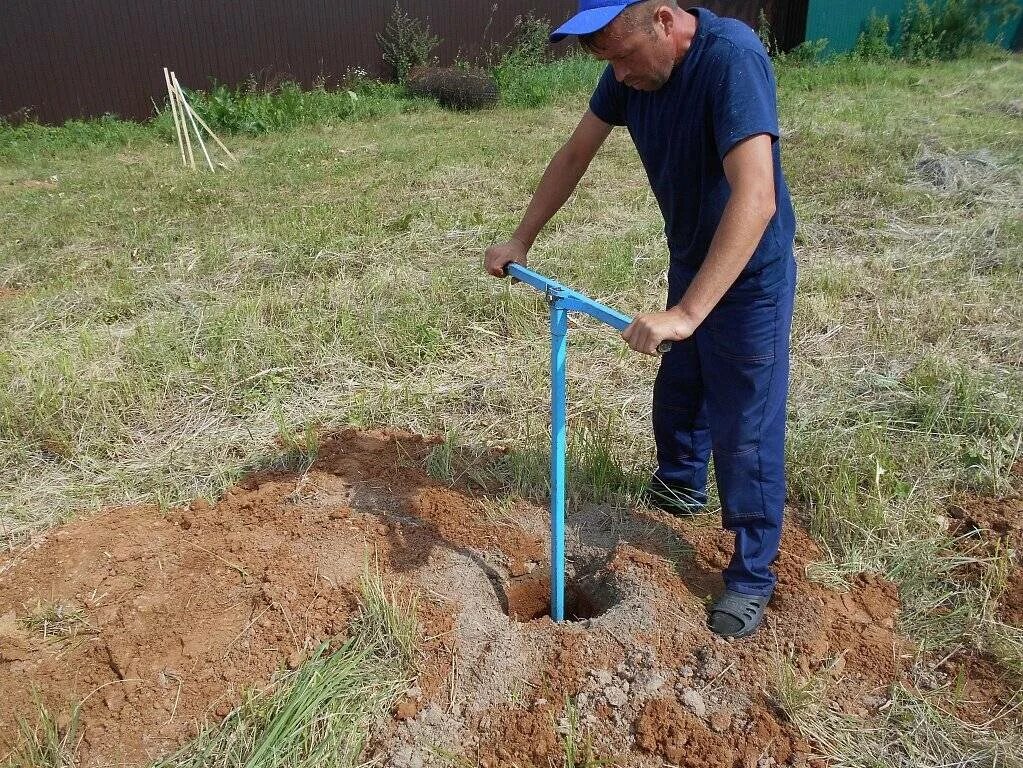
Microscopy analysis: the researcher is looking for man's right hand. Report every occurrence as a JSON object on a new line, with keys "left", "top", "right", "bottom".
{"left": 484, "top": 238, "right": 529, "bottom": 277}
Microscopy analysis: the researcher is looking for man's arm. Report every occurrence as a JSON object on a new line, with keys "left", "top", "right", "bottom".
{"left": 621, "top": 134, "right": 777, "bottom": 354}
{"left": 485, "top": 110, "right": 614, "bottom": 277}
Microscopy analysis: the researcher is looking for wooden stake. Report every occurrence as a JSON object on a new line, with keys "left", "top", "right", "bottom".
{"left": 179, "top": 99, "right": 236, "bottom": 163}
{"left": 163, "top": 67, "right": 187, "bottom": 167}
{"left": 186, "top": 105, "right": 235, "bottom": 164}
{"left": 170, "top": 72, "right": 195, "bottom": 169}
{"left": 172, "top": 72, "right": 214, "bottom": 172}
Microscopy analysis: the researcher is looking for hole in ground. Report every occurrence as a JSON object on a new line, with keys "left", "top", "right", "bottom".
{"left": 503, "top": 572, "right": 615, "bottom": 622}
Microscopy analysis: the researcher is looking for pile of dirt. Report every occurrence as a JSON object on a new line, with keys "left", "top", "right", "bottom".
{"left": 0, "top": 429, "right": 958, "bottom": 767}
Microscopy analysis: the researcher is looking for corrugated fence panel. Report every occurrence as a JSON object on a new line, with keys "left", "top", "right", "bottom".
{"left": 806, "top": 0, "right": 1022, "bottom": 56}
{"left": 805, "top": 0, "right": 903, "bottom": 56}
{"left": 1, "top": 0, "right": 801, "bottom": 124}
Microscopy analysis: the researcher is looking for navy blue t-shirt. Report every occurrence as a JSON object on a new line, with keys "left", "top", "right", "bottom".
{"left": 589, "top": 7, "right": 796, "bottom": 292}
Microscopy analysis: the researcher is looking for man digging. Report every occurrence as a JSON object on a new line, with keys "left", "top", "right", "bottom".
{"left": 485, "top": 1, "right": 796, "bottom": 638}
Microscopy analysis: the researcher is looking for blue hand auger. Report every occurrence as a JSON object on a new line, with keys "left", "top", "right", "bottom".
{"left": 504, "top": 263, "right": 669, "bottom": 621}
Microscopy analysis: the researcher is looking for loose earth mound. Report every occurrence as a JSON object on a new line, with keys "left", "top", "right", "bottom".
{"left": 0, "top": 429, "right": 1010, "bottom": 766}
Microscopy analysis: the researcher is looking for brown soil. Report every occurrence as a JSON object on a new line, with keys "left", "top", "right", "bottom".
{"left": 0, "top": 428, "right": 986, "bottom": 767}
{"left": 1002, "top": 567, "right": 1023, "bottom": 627}
{"left": 634, "top": 698, "right": 810, "bottom": 768}
{"left": 0, "top": 430, "right": 442, "bottom": 764}
{"left": 948, "top": 493, "right": 1023, "bottom": 627}
{"left": 934, "top": 651, "right": 1021, "bottom": 726}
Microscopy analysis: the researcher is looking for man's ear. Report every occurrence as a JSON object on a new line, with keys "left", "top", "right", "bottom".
{"left": 654, "top": 5, "right": 674, "bottom": 38}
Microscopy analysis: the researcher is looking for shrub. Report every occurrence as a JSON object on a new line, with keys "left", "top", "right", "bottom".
{"left": 183, "top": 79, "right": 412, "bottom": 135}
{"left": 493, "top": 53, "right": 603, "bottom": 108}
{"left": 376, "top": 3, "right": 440, "bottom": 83}
{"left": 782, "top": 38, "right": 830, "bottom": 66}
{"left": 407, "top": 67, "right": 499, "bottom": 110}
{"left": 756, "top": 8, "right": 779, "bottom": 56}
{"left": 853, "top": 11, "right": 894, "bottom": 60}
{"left": 504, "top": 11, "right": 553, "bottom": 65}
{"left": 898, "top": 0, "right": 1020, "bottom": 61}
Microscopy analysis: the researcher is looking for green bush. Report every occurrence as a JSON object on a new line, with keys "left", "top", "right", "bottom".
{"left": 376, "top": 3, "right": 440, "bottom": 83}
{"left": 853, "top": 11, "right": 895, "bottom": 60}
{"left": 898, "top": 0, "right": 1020, "bottom": 61}
{"left": 780, "top": 38, "right": 830, "bottom": 66}
{"left": 504, "top": 11, "right": 553, "bottom": 65}
{"left": 493, "top": 52, "right": 603, "bottom": 108}
{"left": 182, "top": 79, "right": 414, "bottom": 135}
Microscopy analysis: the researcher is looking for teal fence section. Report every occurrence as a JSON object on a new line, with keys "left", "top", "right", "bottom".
{"left": 805, "top": 0, "right": 1023, "bottom": 56}
{"left": 805, "top": 0, "right": 903, "bottom": 55}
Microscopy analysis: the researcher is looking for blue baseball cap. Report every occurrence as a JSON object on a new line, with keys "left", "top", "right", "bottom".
{"left": 549, "top": 0, "right": 646, "bottom": 42}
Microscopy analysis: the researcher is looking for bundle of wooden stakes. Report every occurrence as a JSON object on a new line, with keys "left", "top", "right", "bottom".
{"left": 163, "top": 68, "right": 236, "bottom": 171}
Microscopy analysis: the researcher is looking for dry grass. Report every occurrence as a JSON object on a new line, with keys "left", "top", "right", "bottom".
{"left": 18, "top": 601, "right": 98, "bottom": 644}
{"left": 774, "top": 659, "right": 1023, "bottom": 768}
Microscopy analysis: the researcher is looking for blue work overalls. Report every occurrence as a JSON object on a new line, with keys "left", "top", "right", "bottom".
{"left": 653, "top": 256, "right": 796, "bottom": 597}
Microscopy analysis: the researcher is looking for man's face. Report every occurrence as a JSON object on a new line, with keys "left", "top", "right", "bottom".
{"left": 588, "top": 9, "right": 675, "bottom": 91}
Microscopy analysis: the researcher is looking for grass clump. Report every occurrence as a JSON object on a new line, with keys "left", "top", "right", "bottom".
{"left": 182, "top": 79, "right": 419, "bottom": 136}
{"left": 853, "top": 11, "right": 896, "bottom": 61}
{"left": 18, "top": 601, "right": 97, "bottom": 644}
{"left": 775, "top": 672, "right": 1023, "bottom": 768}
{"left": 377, "top": 3, "right": 440, "bottom": 84}
{"left": 489, "top": 15, "right": 602, "bottom": 109}
{"left": 560, "top": 697, "right": 605, "bottom": 767}
{"left": 153, "top": 571, "right": 417, "bottom": 768}
{"left": 494, "top": 53, "right": 603, "bottom": 108}
{"left": 3, "top": 694, "right": 81, "bottom": 768}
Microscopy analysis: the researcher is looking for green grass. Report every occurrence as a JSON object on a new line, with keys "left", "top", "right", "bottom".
{"left": 4, "top": 694, "right": 81, "bottom": 768}
{"left": 494, "top": 52, "right": 604, "bottom": 108}
{"left": 560, "top": 697, "right": 606, "bottom": 767}
{"left": 180, "top": 79, "right": 427, "bottom": 136}
{"left": 1, "top": 52, "right": 1022, "bottom": 762}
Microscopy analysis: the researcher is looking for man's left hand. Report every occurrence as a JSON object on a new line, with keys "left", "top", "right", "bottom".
{"left": 622, "top": 308, "right": 696, "bottom": 356}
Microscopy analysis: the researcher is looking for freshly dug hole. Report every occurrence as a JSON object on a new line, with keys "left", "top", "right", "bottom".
{"left": 502, "top": 571, "right": 616, "bottom": 622}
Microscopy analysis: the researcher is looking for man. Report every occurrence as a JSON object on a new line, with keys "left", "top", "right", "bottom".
{"left": 484, "top": 0, "right": 796, "bottom": 638}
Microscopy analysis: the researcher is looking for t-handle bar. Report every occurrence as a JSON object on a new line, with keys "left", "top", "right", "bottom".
{"left": 504, "top": 262, "right": 672, "bottom": 354}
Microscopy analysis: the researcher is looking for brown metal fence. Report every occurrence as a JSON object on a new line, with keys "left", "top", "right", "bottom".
{"left": 0, "top": 1, "right": 802, "bottom": 124}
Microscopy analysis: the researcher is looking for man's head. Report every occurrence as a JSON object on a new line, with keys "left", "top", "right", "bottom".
{"left": 550, "top": 0, "right": 685, "bottom": 91}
